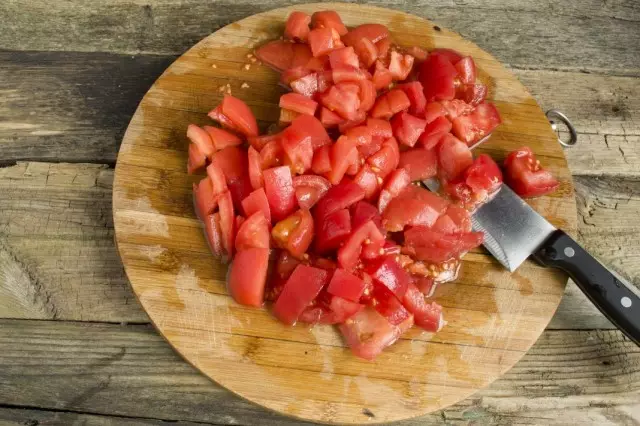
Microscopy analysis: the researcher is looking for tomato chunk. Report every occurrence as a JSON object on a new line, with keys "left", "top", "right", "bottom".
{"left": 431, "top": 48, "right": 463, "bottom": 64}
{"left": 458, "top": 84, "right": 487, "bottom": 106}
{"left": 403, "top": 227, "right": 484, "bottom": 263}
{"left": 235, "top": 211, "right": 270, "bottom": 251}
{"left": 454, "top": 56, "right": 476, "bottom": 85}
{"left": 281, "top": 126, "right": 314, "bottom": 175}
{"left": 263, "top": 166, "right": 297, "bottom": 221}
{"left": 315, "top": 179, "right": 366, "bottom": 220}
{"left": 308, "top": 27, "right": 344, "bottom": 57}
{"left": 273, "top": 265, "right": 329, "bottom": 324}
{"left": 327, "top": 268, "right": 366, "bottom": 302}
{"left": 311, "top": 10, "right": 348, "bottom": 36}
{"left": 319, "top": 107, "right": 344, "bottom": 128}
{"left": 284, "top": 11, "right": 311, "bottom": 42}
{"left": 255, "top": 40, "right": 312, "bottom": 72}
{"left": 327, "top": 135, "right": 358, "bottom": 185}
{"left": 418, "top": 116, "right": 452, "bottom": 150}
{"left": 193, "top": 177, "right": 219, "bottom": 221}
{"left": 445, "top": 154, "right": 503, "bottom": 206}
{"left": 388, "top": 51, "right": 415, "bottom": 81}
{"left": 279, "top": 93, "right": 318, "bottom": 116}
{"left": 228, "top": 248, "right": 269, "bottom": 307}
{"left": 314, "top": 208, "right": 351, "bottom": 253}
{"left": 339, "top": 307, "right": 408, "bottom": 360}
{"left": 419, "top": 53, "right": 459, "bottom": 102}
{"left": 371, "top": 89, "right": 411, "bottom": 119}
{"left": 203, "top": 126, "right": 242, "bottom": 151}
{"left": 372, "top": 61, "right": 393, "bottom": 90}
{"left": 220, "top": 95, "right": 259, "bottom": 137}
{"left": 291, "top": 73, "right": 319, "bottom": 97}
{"left": 342, "top": 24, "right": 390, "bottom": 47}
{"left": 382, "top": 185, "right": 449, "bottom": 232}
{"left": 293, "top": 174, "right": 331, "bottom": 210}
{"left": 353, "top": 165, "right": 381, "bottom": 200}
{"left": 504, "top": 146, "right": 559, "bottom": 197}
{"left": 187, "top": 124, "right": 215, "bottom": 159}
{"left": 365, "top": 255, "right": 411, "bottom": 299}
{"left": 432, "top": 205, "right": 472, "bottom": 234}
{"left": 398, "top": 148, "right": 438, "bottom": 182}
{"left": 438, "top": 134, "right": 473, "bottom": 180}
{"left": 337, "top": 220, "right": 385, "bottom": 271}
{"left": 241, "top": 188, "right": 271, "bottom": 223}
{"left": 311, "top": 145, "right": 332, "bottom": 175}
{"left": 217, "top": 190, "right": 236, "bottom": 260}
{"left": 247, "top": 146, "right": 263, "bottom": 190}
{"left": 367, "top": 137, "right": 400, "bottom": 179}
{"left": 402, "top": 283, "right": 444, "bottom": 332}
{"left": 366, "top": 118, "right": 393, "bottom": 139}
{"left": 204, "top": 212, "right": 224, "bottom": 256}
{"left": 321, "top": 83, "right": 361, "bottom": 120}
{"left": 391, "top": 111, "right": 427, "bottom": 148}
{"left": 352, "top": 37, "right": 378, "bottom": 68}
{"left": 351, "top": 200, "right": 382, "bottom": 231}
{"left": 248, "top": 133, "right": 279, "bottom": 151}
{"left": 397, "top": 81, "right": 427, "bottom": 116}
{"left": 187, "top": 143, "right": 207, "bottom": 175}
{"left": 377, "top": 168, "right": 411, "bottom": 213}
{"left": 272, "top": 209, "right": 314, "bottom": 258}
{"left": 329, "top": 46, "right": 360, "bottom": 69}
{"left": 259, "top": 139, "right": 284, "bottom": 169}
{"left": 451, "top": 102, "right": 502, "bottom": 146}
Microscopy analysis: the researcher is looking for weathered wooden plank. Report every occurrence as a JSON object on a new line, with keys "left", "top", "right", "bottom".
{"left": 0, "top": 320, "right": 637, "bottom": 425}
{"left": 1, "top": 0, "right": 638, "bottom": 73}
{"left": 1, "top": 51, "right": 639, "bottom": 169}
{"left": 0, "top": 162, "right": 147, "bottom": 322}
{"left": 0, "top": 408, "right": 204, "bottom": 426}
{"left": 0, "top": 162, "right": 638, "bottom": 329}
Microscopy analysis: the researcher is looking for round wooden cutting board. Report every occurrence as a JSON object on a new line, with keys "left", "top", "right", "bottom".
{"left": 113, "top": 3, "right": 577, "bottom": 424}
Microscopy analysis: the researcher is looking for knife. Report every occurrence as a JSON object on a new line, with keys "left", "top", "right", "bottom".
{"left": 422, "top": 179, "right": 640, "bottom": 345}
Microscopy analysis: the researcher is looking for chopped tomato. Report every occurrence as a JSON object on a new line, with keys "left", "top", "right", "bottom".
{"left": 388, "top": 51, "right": 415, "bottom": 81}
{"left": 272, "top": 209, "right": 314, "bottom": 258}
{"left": 404, "top": 227, "right": 483, "bottom": 263}
{"left": 423, "top": 101, "right": 447, "bottom": 124}
{"left": 371, "top": 89, "right": 411, "bottom": 120}
{"left": 241, "top": 188, "right": 271, "bottom": 224}
{"left": 451, "top": 102, "right": 502, "bottom": 145}
{"left": 504, "top": 146, "right": 559, "bottom": 197}
{"left": 377, "top": 168, "right": 411, "bottom": 213}
{"left": 327, "top": 135, "right": 358, "bottom": 185}
{"left": 367, "top": 137, "right": 400, "bottom": 179}
{"left": 211, "top": 146, "right": 247, "bottom": 183}
{"left": 342, "top": 24, "right": 390, "bottom": 47}
{"left": 247, "top": 146, "right": 264, "bottom": 190}
{"left": 357, "top": 136, "right": 383, "bottom": 159}
{"left": 353, "top": 165, "right": 381, "bottom": 200}
{"left": 293, "top": 174, "right": 331, "bottom": 209}
{"left": 206, "top": 162, "right": 228, "bottom": 195}
{"left": 440, "top": 99, "right": 474, "bottom": 120}
{"left": 187, "top": 124, "right": 215, "bottom": 159}
{"left": 228, "top": 248, "right": 269, "bottom": 307}
{"left": 332, "top": 65, "right": 368, "bottom": 83}
{"left": 327, "top": 268, "right": 366, "bottom": 302}
{"left": 402, "top": 283, "right": 444, "bottom": 332}
{"left": 276, "top": 250, "right": 302, "bottom": 281}
{"left": 406, "top": 46, "right": 428, "bottom": 61}
{"left": 208, "top": 105, "right": 241, "bottom": 134}
{"left": 311, "top": 145, "right": 332, "bottom": 174}
{"left": 193, "top": 177, "right": 218, "bottom": 221}
{"left": 391, "top": 111, "right": 427, "bottom": 147}
{"left": 446, "top": 154, "right": 503, "bottom": 205}
{"left": 204, "top": 212, "right": 224, "bottom": 256}
{"left": 366, "top": 118, "right": 393, "bottom": 139}
{"left": 366, "top": 255, "right": 411, "bottom": 299}
{"left": 397, "top": 81, "right": 427, "bottom": 116}
{"left": 315, "top": 208, "right": 352, "bottom": 253}
{"left": 254, "top": 40, "right": 312, "bottom": 72}
{"left": 220, "top": 95, "right": 259, "bottom": 137}
{"left": 345, "top": 150, "right": 362, "bottom": 176}
{"left": 357, "top": 79, "right": 377, "bottom": 113}
{"left": 187, "top": 143, "right": 207, "bottom": 175}
{"left": 203, "top": 126, "right": 242, "bottom": 151}
{"left": 398, "top": 148, "right": 438, "bottom": 181}
{"left": 419, "top": 53, "right": 459, "bottom": 101}
{"left": 338, "top": 110, "right": 367, "bottom": 133}
{"left": 273, "top": 265, "right": 329, "bottom": 324}
{"left": 343, "top": 125, "right": 372, "bottom": 147}
{"left": 337, "top": 220, "right": 385, "bottom": 271}
{"left": 279, "top": 93, "right": 318, "bottom": 116}
{"left": 319, "top": 107, "right": 344, "bottom": 128}
{"left": 280, "top": 66, "right": 312, "bottom": 86}
{"left": 284, "top": 11, "right": 311, "bottom": 42}
{"left": 235, "top": 211, "right": 270, "bottom": 251}
{"left": 263, "top": 166, "right": 297, "bottom": 221}
{"left": 291, "top": 73, "right": 319, "bottom": 97}
{"left": 375, "top": 38, "right": 391, "bottom": 59}
{"left": 289, "top": 114, "right": 331, "bottom": 150}
{"left": 431, "top": 48, "right": 463, "bottom": 64}
{"left": 329, "top": 46, "right": 360, "bottom": 69}
{"left": 369, "top": 281, "right": 412, "bottom": 325}
{"left": 308, "top": 27, "right": 344, "bottom": 57}
{"left": 413, "top": 275, "right": 437, "bottom": 297}
{"left": 320, "top": 84, "right": 361, "bottom": 120}
{"left": 382, "top": 185, "right": 449, "bottom": 232}
{"left": 281, "top": 126, "right": 314, "bottom": 175}
{"left": 351, "top": 200, "right": 383, "bottom": 231}
{"left": 458, "top": 84, "right": 487, "bottom": 106}
{"left": 418, "top": 116, "right": 452, "bottom": 150}
{"left": 432, "top": 204, "right": 472, "bottom": 234}
{"left": 438, "top": 134, "right": 473, "bottom": 180}
{"left": 259, "top": 139, "right": 284, "bottom": 169}
{"left": 248, "top": 133, "right": 279, "bottom": 152}
{"left": 339, "top": 306, "right": 406, "bottom": 360}
{"left": 454, "top": 56, "right": 476, "bottom": 85}
{"left": 352, "top": 37, "right": 378, "bottom": 68}
{"left": 217, "top": 190, "right": 236, "bottom": 259}
{"left": 311, "top": 10, "right": 348, "bottom": 36}
{"left": 315, "top": 179, "right": 365, "bottom": 220}
{"left": 372, "top": 61, "right": 393, "bottom": 90}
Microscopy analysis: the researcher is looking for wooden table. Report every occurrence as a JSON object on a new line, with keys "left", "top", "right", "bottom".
{"left": 1, "top": 1, "right": 639, "bottom": 424}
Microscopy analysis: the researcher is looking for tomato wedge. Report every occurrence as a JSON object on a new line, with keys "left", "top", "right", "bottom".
{"left": 272, "top": 209, "right": 314, "bottom": 258}
{"left": 254, "top": 40, "right": 312, "bottom": 72}
{"left": 352, "top": 37, "right": 378, "bottom": 68}
{"left": 438, "top": 134, "right": 473, "bottom": 180}
{"left": 342, "top": 24, "right": 389, "bottom": 47}
{"left": 403, "top": 227, "right": 484, "bottom": 263}
{"left": 203, "top": 126, "right": 242, "bottom": 151}
{"left": 445, "top": 153, "right": 503, "bottom": 206}
{"left": 284, "top": 11, "right": 311, "bottom": 42}
{"left": 315, "top": 179, "right": 365, "bottom": 220}
{"left": 337, "top": 220, "right": 385, "bottom": 271}
{"left": 418, "top": 116, "right": 452, "bottom": 150}
{"left": 293, "top": 174, "right": 331, "bottom": 209}
{"left": 391, "top": 111, "right": 427, "bottom": 147}
{"left": 504, "top": 146, "right": 559, "bottom": 197}
{"left": 235, "top": 211, "right": 270, "bottom": 251}
{"left": 451, "top": 102, "right": 502, "bottom": 145}
{"left": 228, "top": 248, "right": 269, "bottom": 307}
{"left": 273, "top": 265, "right": 330, "bottom": 324}
{"left": 187, "top": 143, "right": 207, "bottom": 175}
{"left": 220, "top": 95, "right": 259, "bottom": 137}
{"left": 382, "top": 185, "right": 449, "bottom": 232}
{"left": 241, "top": 188, "right": 271, "bottom": 224}
{"left": 351, "top": 200, "right": 383, "bottom": 231}
{"left": 204, "top": 212, "right": 224, "bottom": 257}
{"left": 327, "top": 268, "right": 366, "bottom": 302}
{"left": 311, "top": 10, "right": 348, "bottom": 36}
{"left": 398, "top": 148, "right": 438, "bottom": 182}
{"left": 187, "top": 124, "right": 215, "bottom": 159}
{"left": 365, "top": 255, "right": 411, "bottom": 299}
{"left": 377, "top": 168, "right": 411, "bottom": 213}
{"left": 193, "top": 176, "right": 218, "bottom": 221}
{"left": 217, "top": 190, "right": 236, "bottom": 260}
{"left": 339, "top": 307, "right": 408, "bottom": 360}
{"left": 314, "top": 208, "right": 352, "bottom": 253}
{"left": 371, "top": 89, "right": 411, "bottom": 119}
{"left": 397, "top": 81, "right": 427, "bottom": 116}
{"left": 308, "top": 27, "right": 344, "bottom": 57}
{"left": 402, "top": 283, "right": 444, "bottom": 332}
{"left": 247, "top": 146, "right": 263, "bottom": 190}
{"left": 263, "top": 166, "right": 297, "bottom": 221}
{"left": 419, "top": 52, "right": 459, "bottom": 102}
{"left": 327, "top": 135, "right": 358, "bottom": 185}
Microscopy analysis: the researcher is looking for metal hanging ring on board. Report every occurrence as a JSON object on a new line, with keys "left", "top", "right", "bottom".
{"left": 546, "top": 109, "right": 578, "bottom": 147}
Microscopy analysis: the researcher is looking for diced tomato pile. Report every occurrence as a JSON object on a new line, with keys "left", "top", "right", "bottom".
{"left": 185, "top": 10, "right": 559, "bottom": 360}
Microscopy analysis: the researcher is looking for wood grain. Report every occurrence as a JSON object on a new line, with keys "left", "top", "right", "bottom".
{"left": 111, "top": 4, "right": 577, "bottom": 423}
{"left": 0, "top": 319, "right": 638, "bottom": 425}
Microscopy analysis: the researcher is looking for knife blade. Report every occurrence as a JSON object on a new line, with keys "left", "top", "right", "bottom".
{"left": 422, "top": 178, "right": 640, "bottom": 345}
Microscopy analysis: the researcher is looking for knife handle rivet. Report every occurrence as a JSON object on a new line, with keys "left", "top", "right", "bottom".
{"left": 564, "top": 247, "right": 575, "bottom": 258}
{"left": 621, "top": 296, "right": 632, "bottom": 308}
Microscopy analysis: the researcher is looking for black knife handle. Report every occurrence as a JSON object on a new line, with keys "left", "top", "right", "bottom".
{"left": 533, "top": 230, "right": 640, "bottom": 345}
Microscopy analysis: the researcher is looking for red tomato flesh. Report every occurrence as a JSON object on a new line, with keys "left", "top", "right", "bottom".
{"left": 272, "top": 209, "right": 314, "bottom": 259}
{"left": 235, "top": 211, "right": 270, "bottom": 251}
{"left": 308, "top": 27, "right": 344, "bottom": 57}
{"left": 187, "top": 143, "right": 207, "bottom": 175}
{"left": 339, "top": 307, "right": 408, "bottom": 361}
{"left": 403, "top": 227, "right": 484, "bottom": 263}
{"left": 327, "top": 268, "right": 366, "bottom": 302}
{"left": 438, "top": 134, "right": 473, "bottom": 180}
{"left": 342, "top": 24, "right": 389, "bottom": 47}
{"left": 279, "top": 93, "right": 318, "bottom": 116}
{"left": 314, "top": 208, "right": 352, "bottom": 253}
{"left": 504, "top": 146, "right": 559, "bottom": 197}
{"left": 263, "top": 166, "right": 297, "bottom": 221}
{"left": 391, "top": 111, "right": 427, "bottom": 148}
{"left": 228, "top": 248, "right": 269, "bottom": 307}
{"left": 247, "top": 146, "right": 264, "bottom": 190}
{"left": 187, "top": 124, "right": 215, "bottom": 159}
{"left": 203, "top": 125, "right": 243, "bottom": 151}
{"left": 377, "top": 168, "right": 411, "bottom": 213}
{"left": 402, "top": 283, "right": 444, "bottom": 332}
{"left": 255, "top": 40, "right": 312, "bottom": 72}
{"left": 284, "top": 11, "right": 311, "bottom": 42}
{"left": 293, "top": 174, "right": 331, "bottom": 210}
{"left": 398, "top": 148, "right": 438, "bottom": 182}
{"left": 397, "top": 82, "right": 427, "bottom": 116}
{"left": 315, "top": 179, "right": 366, "bottom": 220}
{"left": 365, "top": 255, "right": 411, "bottom": 299}
{"left": 382, "top": 185, "right": 449, "bottom": 232}
{"left": 221, "top": 95, "right": 259, "bottom": 137}
{"left": 273, "top": 265, "right": 330, "bottom": 324}
{"left": 419, "top": 53, "right": 459, "bottom": 102}
{"left": 311, "top": 10, "right": 348, "bottom": 36}
{"left": 351, "top": 200, "right": 383, "bottom": 231}
{"left": 418, "top": 116, "right": 452, "bottom": 150}
{"left": 451, "top": 102, "right": 502, "bottom": 145}
{"left": 241, "top": 188, "right": 271, "bottom": 224}
{"left": 204, "top": 213, "right": 224, "bottom": 257}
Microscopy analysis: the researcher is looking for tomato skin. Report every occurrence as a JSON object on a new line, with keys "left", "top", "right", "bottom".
{"left": 220, "top": 95, "right": 259, "bottom": 137}
{"left": 293, "top": 174, "right": 331, "bottom": 210}
{"left": 403, "top": 226, "right": 484, "bottom": 263}
{"left": 279, "top": 93, "right": 318, "bottom": 116}
{"left": 311, "top": 145, "right": 332, "bottom": 174}
{"left": 203, "top": 125, "right": 243, "bottom": 151}
{"left": 402, "top": 283, "right": 444, "bottom": 332}
{"left": 217, "top": 190, "right": 236, "bottom": 260}
{"left": 204, "top": 212, "right": 224, "bottom": 256}
{"left": 366, "top": 118, "right": 393, "bottom": 139}
{"left": 228, "top": 248, "right": 269, "bottom": 307}
{"left": 329, "top": 46, "right": 360, "bottom": 69}
{"left": 391, "top": 111, "right": 427, "bottom": 147}
{"left": 438, "top": 133, "right": 473, "bottom": 180}
{"left": 187, "top": 124, "right": 215, "bottom": 160}
{"left": 419, "top": 53, "right": 459, "bottom": 102}
{"left": 247, "top": 147, "right": 264, "bottom": 190}
{"left": 504, "top": 147, "right": 560, "bottom": 197}
{"left": 327, "top": 135, "right": 358, "bottom": 185}
{"left": 193, "top": 177, "right": 218, "bottom": 221}
{"left": 314, "top": 208, "right": 352, "bottom": 253}
{"left": 281, "top": 126, "right": 314, "bottom": 175}
{"left": 351, "top": 200, "right": 382, "bottom": 231}
{"left": 418, "top": 116, "right": 452, "bottom": 150}
{"left": 308, "top": 27, "right": 344, "bottom": 57}
{"left": 382, "top": 185, "right": 449, "bottom": 232}
{"left": 241, "top": 188, "right": 271, "bottom": 224}
{"left": 451, "top": 102, "right": 502, "bottom": 145}
{"left": 388, "top": 51, "right": 415, "bottom": 81}
{"left": 235, "top": 211, "right": 270, "bottom": 251}
{"left": 371, "top": 89, "right": 411, "bottom": 120}
{"left": 454, "top": 56, "right": 476, "bottom": 85}
{"left": 311, "top": 10, "right": 348, "bottom": 36}
{"left": 263, "top": 166, "right": 298, "bottom": 222}
{"left": 366, "top": 255, "right": 411, "bottom": 299}
{"left": 272, "top": 209, "right": 314, "bottom": 259}
{"left": 259, "top": 139, "right": 284, "bottom": 169}
{"left": 273, "top": 265, "right": 330, "bottom": 325}
{"left": 187, "top": 143, "right": 207, "bottom": 175}
{"left": 337, "top": 220, "right": 385, "bottom": 271}
{"left": 338, "top": 306, "right": 407, "bottom": 360}
{"left": 398, "top": 148, "right": 438, "bottom": 182}
{"left": 255, "top": 40, "right": 313, "bottom": 72}
{"left": 377, "top": 168, "right": 411, "bottom": 213}
{"left": 397, "top": 81, "right": 427, "bottom": 116}
{"left": 353, "top": 165, "right": 381, "bottom": 200}
{"left": 284, "top": 11, "right": 311, "bottom": 42}
{"left": 327, "top": 268, "right": 366, "bottom": 302}
{"left": 352, "top": 37, "right": 378, "bottom": 68}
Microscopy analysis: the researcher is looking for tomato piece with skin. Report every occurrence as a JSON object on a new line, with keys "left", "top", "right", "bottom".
{"left": 291, "top": 73, "right": 319, "bottom": 97}
{"left": 272, "top": 209, "right": 314, "bottom": 259}
{"left": 235, "top": 211, "right": 270, "bottom": 251}
{"left": 187, "top": 124, "right": 215, "bottom": 159}
{"left": 351, "top": 200, "right": 382, "bottom": 231}
{"left": 375, "top": 38, "right": 392, "bottom": 59}
{"left": 263, "top": 166, "right": 297, "bottom": 222}
{"left": 211, "top": 146, "right": 247, "bottom": 183}
{"left": 438, "top": 133, "right": 473, "bottom": 180}
{"left": 228, "top": 248, "right": 269, "bottom": 307}
{"left": 357, "top": 79, "right": 377, "bottom": 113}
{"left": 220, "top": 95, "right": 259, "bottom": 137}
{"left": 504, "top": 146, "right": 560, "bottom": 197}
{"left": 418, "top": 116, "right": 452, "bottom": 150}
{"left": 327, "top": 268, "right": 366, "bottom": 302}
{"left": 352, "top": 37, "right": 378, "bottom": 68}
{"left": 367, "top": 137, "right": 400, "bottom": 179}
{"left": 440, "top": 99, "right": 475, "bottom": 120}
{"left": 369, "top": 281, "right": 412, "bottom": 325}
{"left": 241, "top": 188, "right": 271, "bottom": 224}
{"left": 419, "top": 53, "right": 459, "bottom": 102}
{"left": 208, "top": 105, "right": 241, "bottom": 134}
{"left": 203, "top": 125, "right": 242, "bottom": 151}
{"left": 281, "top": 126, "right": 314, "bottom": 175}
{"left": 458, "top": 84, "right": 487, "bottom": 106}
{"left": 206, "top": 162, "right": 228, "bottom": 196}
{"left": 391, "top": 111, "right": 427, "bottom": 148}
{"left": 398, "top": 147, "right": 438, "bottom": 181}
{"left": 187, "top": 143, "right": 207, "bottom": 175}
{"left": 345, "top": 125, "right": 373, "bottom": 147}
{"left": 402, "top": 283, "right": 444, "bottom": 332}
{"left": 403, "top": 227, "right": 484, "bottom": 263}
{"left": 388, "top": 51, "right": 415, "bottom": 81}
{"left": 193, "top": 177, "right": 218, "bottom": 221}
{"left": 377, "top": 168, "right": 411, "bottom": 213}
{"left": 319, "top": 107, "right": 344, "bottom": 128}
{"left": 314, "top": 208, "right": 352, "bottom": 253}
{"left": 289, "top": 114, "right": 331, "bottom": 150}
{"left": 424, "top": 102, "right": 447, "bottom": 124}
{"left": 248, "top": 133, "right": 279, "bottom": 152}
{"left": 292, "top": 174, "right": 331, "bottom": 210}
{"left": 329, "top": 46, "right": 360, "bottom": 69}
{"left": 327, "top": 135, "right": 358, "bottom": 185}
{"left": 280, "top": 66, "right": 312, "bottom": 86}
{"left": 332, "top": 65, "right": 368, "bottom": 83}
{"left": 308, "top": 27, "right": 344, "bottom": 57}
{"left": 366, "top": 255, "right": 411, "bottom": 299}
{"left": 446, "top": 153, "right": 503, "bottom": 206}
{"left": 273, "top": 265, "right": 330, "bottom": 325}
{"left": 279, "top": 93, "right": 318, "bottom": 116}
{"left": 353, "top": 165, "right": 381, "bottom": 200}
{"left": 372, "top": 61, "right": 393, "bottom": 90}
{"left": 432, "top": 204, "right": 472, "bottom": 234}
{"left": 357, "top": 136, "right": 383, "bottom": 159}
{"left": 311, "top": 144, "right": 332, "bottom": 174}
{"left": 259, "top": 139, "right": 284, "bottom": 169}
{"left": 397, "top": 81, "right": 427, "bottom": 117}
{"left": 338, "top": 110, "right": 367, "bottom": 133}
{"left": 217, "top": 190, "right": 236, "bottom": 259}
{"left": 406, "top": 46, "right": 428, "bottom": 61}
{"left": 314, "top": 179, "right": 365, "bottom": 220}
{"left": 247, "top": 146, "right": 263, "bottom": 190}
{"left": 311, "top": 10, "right": 348, "bottom": 36}
{"left": 431, "top": 48, "right": 463, "bottom": 64}
{"left": 454, "top": 56, "right": 476, "bottom": 85}
{"left": 342, "top": 24, "right": 390, "bottom": 47}
{"left": 451, "top": 102, "right": 502, "bottom": 145}
{"left": 371, "top": 89, "right": 411, "bottom": 120}
{"left": 337, "top": 220, "right": 385, "bottom": 271}
{"left": 320, "top": 84, "right": 361, "bottom": 120}
{"left": 284, "top": 11, "right": 311, "bottom": 42}
{"left": 366, "top": 118, "right": 393, "bottom": 139}
{"left": 413, "top": 275, "right": 437, "bottom": 297}
{"left": 382, "top": 185, "right": 449, "bottom": 232}
{"left": 255, "top": 40, "right": 312, "bottom": 72}
{"left": 204, "top": 212, "right": 224, "bottom": 256}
